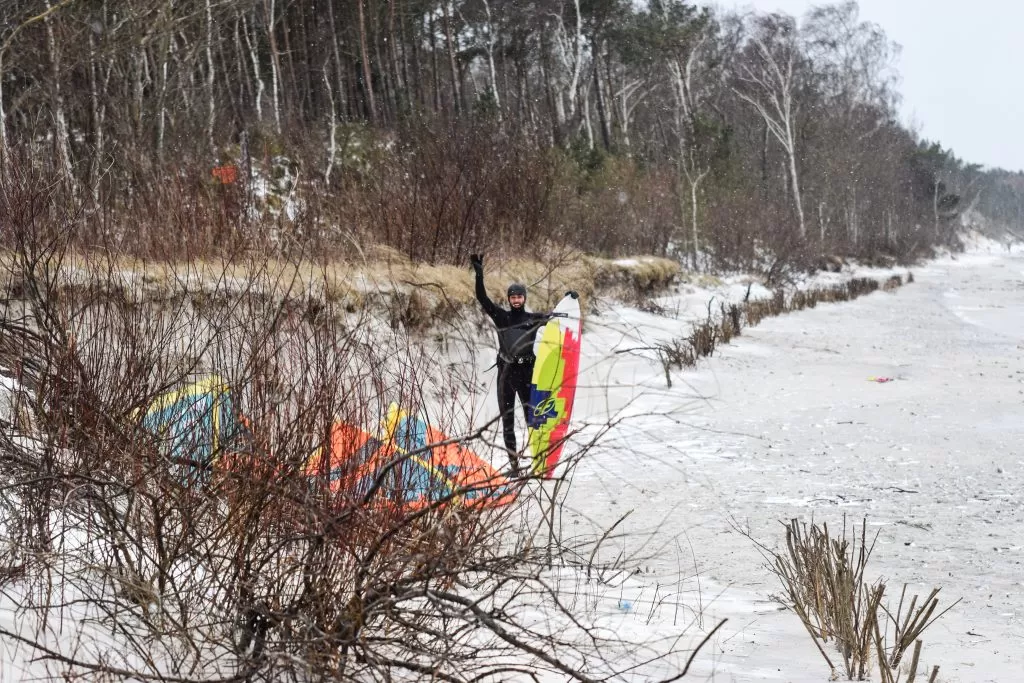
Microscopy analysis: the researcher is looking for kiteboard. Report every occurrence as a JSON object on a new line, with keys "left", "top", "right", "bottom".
{"left": 527, "top": 292, "right": 582, "bottom": 477}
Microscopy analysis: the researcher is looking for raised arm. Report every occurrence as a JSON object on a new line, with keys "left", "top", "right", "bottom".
{"left": 470, "top": 254, "right": 500, "bottom": 320}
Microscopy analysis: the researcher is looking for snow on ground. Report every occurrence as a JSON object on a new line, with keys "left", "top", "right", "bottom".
{"left": 3, "top": 247, "right": 1021, "bottom": 681}
{"left": 512, "top": 249, "right": 1024, "bottom": 682}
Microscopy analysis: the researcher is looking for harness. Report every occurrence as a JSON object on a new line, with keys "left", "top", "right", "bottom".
{"left": 499, "top": 353, "right": 536, "bottom": 366}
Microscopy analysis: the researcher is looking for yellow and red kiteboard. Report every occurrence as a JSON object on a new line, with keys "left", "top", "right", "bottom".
{"left": 527, "top": 292, "right": 582, "bottom": 477}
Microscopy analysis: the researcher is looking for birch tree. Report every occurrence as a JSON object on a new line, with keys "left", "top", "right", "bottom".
{"left": 265, "top": 0, "right": 283, "bottom": 133}
{"left": 548, "top": 0, "right": 585, "bottom": 138}
{"left": 801, "top": 2, "right": 899, "bottom": 244}
{"left": 657, "top": 2, "right": 719, "bottom": 266}
{"left": 732, "top": 14, "right": 807, "bottom": 238}
{"left": 634, "top": 0, "right": 727, "bottom": 266}
{"left": 205, "top": 0, "right": 216, "bottom": 152}
{"left": 242, "top": 12, "right": 265, "bottom": 123}
{"left": 44, "top": 0, "right": 77, "bottom": 197}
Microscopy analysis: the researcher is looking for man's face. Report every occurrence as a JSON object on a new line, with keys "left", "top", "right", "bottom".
{"left": 508, "top": 294, "right": 525, "bottom": 309}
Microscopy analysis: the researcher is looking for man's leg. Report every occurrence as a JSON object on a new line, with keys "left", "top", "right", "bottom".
{"left": 512, "top": 365, "right": 535, "bottom": 473}
{"left": 515, "top": 365, "right": 535, "bottom": 425}
{"left": 496, "top": 363, "right": 519, "bottom": 463}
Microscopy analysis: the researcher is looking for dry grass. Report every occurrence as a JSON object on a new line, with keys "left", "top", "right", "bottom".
{"left": 847, "top": 277, "right": 881, "bottom": 299}
{"left": 744, "top": 296, "right": 783, "bottom": 327}
{"left": 0, "top": 250, "right": 679, "bottom": 335}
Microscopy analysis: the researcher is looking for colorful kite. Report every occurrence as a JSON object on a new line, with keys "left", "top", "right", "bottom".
{"left": 304, "top": 404, "right": 514, "bottom": 509}
{"left": 139, "top": 376, "right": 246, "bottom": 486}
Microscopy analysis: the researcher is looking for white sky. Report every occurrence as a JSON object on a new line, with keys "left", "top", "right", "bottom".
{"left": 715, "top": 0, "right": 1023, "bottom": 171}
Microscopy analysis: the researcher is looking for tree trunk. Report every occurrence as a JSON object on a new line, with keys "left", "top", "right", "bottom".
{"left": 786, "top": 130, "right": 806, "bottom": 238}
{"left": 243, "top": 14, "right": 265, "bottom": 123}
{"left": 482, "top": 0, "right": 501, "bottom": 119}
{"left": 295, "top": 2, "right": 315, "bottom": 119}
{"left": 324, "top": 69, "right": 337, "bottom": 184}
{"left": 592, "top": 60, "right": 610, "bottom": 150}
{"left": 89, "top": 31, "right": 108, "bottom": 204}
{"left": 326, "top": 0, "right": 348, "bottom": 120}
{"left": 442, "top": 1, "right": 461, "bottom": 116}
{"left": 388, "top": 0, "right": 403, "bottom": 115}
{"left": 205, "top": 0, "right": 216, "bottom": 152}
{"left": 688, "top": 167, "right": 709, "bottom": 270}
{"left": 429, "top": 13, "right": 441, "bottom": 114}
{"left": 0, "top": 51, "right": 7, "bottom": 180}
{"left": 372, "top": 9, "right": 392, "bottom": 123}
{"left": 540, "top": 31, "right": 561, "bottom": 145}
{"left": 264, "top": 0, "right": 283, "bottom": 133}
{"left": 280, "top": 1, "right": 301, "bottom": 119}
{"left": 357, "top": 0, "right": 377, "bottom": 123}
{"left": 399, "top": 0, "right": 416, "bottom": 111}
{"left": 581, "top": 78, "right": 593, "bottom": 148}
{"left": 233, "top": 17, "right": 251, "bottom": 114}
{"left": 132, "top": 50, "right": 147, "bottom": 140}
{"left": 44, "top": 0, "right": 76, "bottom": 196}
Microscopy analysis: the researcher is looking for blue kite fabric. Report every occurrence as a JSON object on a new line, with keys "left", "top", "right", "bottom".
{"left": 139, "top": 377, "right": 247, "bottom": 486}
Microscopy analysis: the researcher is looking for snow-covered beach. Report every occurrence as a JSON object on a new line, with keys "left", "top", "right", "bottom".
{"left": 552, "top": 247, "right": 1024, "bottom": 681}
{"left": 1, "top": 246, "right": 1021, "bottom": 682}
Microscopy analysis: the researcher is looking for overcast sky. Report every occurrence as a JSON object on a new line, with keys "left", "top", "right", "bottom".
{"left": 714, "top": 0, "right": 1023, "bottom": 171}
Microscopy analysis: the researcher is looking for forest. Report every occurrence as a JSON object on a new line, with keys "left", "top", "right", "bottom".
{"left": 2, "top": 0, "right": 1021, "bottom": 266}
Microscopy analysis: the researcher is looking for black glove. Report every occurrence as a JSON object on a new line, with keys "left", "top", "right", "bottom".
{"left": 565, "top": 290, "right": 579, "bottom": 299}
{"left": 470, "top": 254, "right": 483, "bottom": 272}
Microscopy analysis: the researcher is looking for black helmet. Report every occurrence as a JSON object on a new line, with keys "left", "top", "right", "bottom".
{"left": 507, "top": 283, "right": 527, "bottom": 298}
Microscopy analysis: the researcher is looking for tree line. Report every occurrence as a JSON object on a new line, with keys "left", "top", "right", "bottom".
{"left": 1, "top": 0, "right": 1020, "bottom": 266}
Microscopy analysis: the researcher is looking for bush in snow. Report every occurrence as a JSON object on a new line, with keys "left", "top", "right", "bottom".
{"left": 763, "top": 518, "right": 955, "bottom": 682}
{"left": 0, "top": 166, "right": 718, "bottom": 682}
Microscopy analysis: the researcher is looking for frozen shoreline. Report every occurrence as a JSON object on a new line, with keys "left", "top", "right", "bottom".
{"left": 1, "top": 243, "right": 1020, "bottom": 681}
{"left": 556, "top": 247, "right": 1024, "bottom": 681}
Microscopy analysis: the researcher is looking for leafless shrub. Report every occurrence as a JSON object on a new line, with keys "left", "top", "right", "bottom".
{"left": 744, "top": 300, "right": 769, "bottom": 327}
{"left": 387, "top": 289, "right": 435, "bottom": 332}
{"left": 907, "top": 272, "right": 915, "bottom": 284}
{"left": 744, "top": 291, "right": 784, "bottom": 327}
{"left": 734, "top": 272, "right": 903, "bottom": 340}
{"left": 760, "top": 518, "right": 956, "bottom": 682}
{"left": 883, "top": 275, "right": 903, "bottom": 291}
{"left": 652, "top": 338, "right": 697, "bottom": 388}
{"left": 689, "top": 318, "right": 718, "bottom": 359}
{"left": 772, "top": 288, "right": 786, "bottom": 314}
{"left": 847, "top": 277, "right": 880, "bottom": 299}
{"left": 718, "top": 303, "right": 741, "bottom": 344}
{"left": 727, "top": 303, "right": 743, "bottom": 337}
{"left": 0, "top": 170, "right": 717, "bottom": 682}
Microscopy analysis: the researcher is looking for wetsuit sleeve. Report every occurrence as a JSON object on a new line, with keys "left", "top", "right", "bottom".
{"left": 475, "top": 270, "right": 501, "bottom": 322}
{"left": 533, "top": 311, "right": 564, "bottom": 324}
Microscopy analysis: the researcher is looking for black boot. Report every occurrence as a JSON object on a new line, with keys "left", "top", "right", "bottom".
{"left": 505, "top": 447, "right": 521, "bottom": 476}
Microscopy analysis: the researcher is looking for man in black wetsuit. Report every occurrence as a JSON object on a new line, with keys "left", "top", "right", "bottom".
{"left": 470, "top": 254, "right": 549, "bottom": 472}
